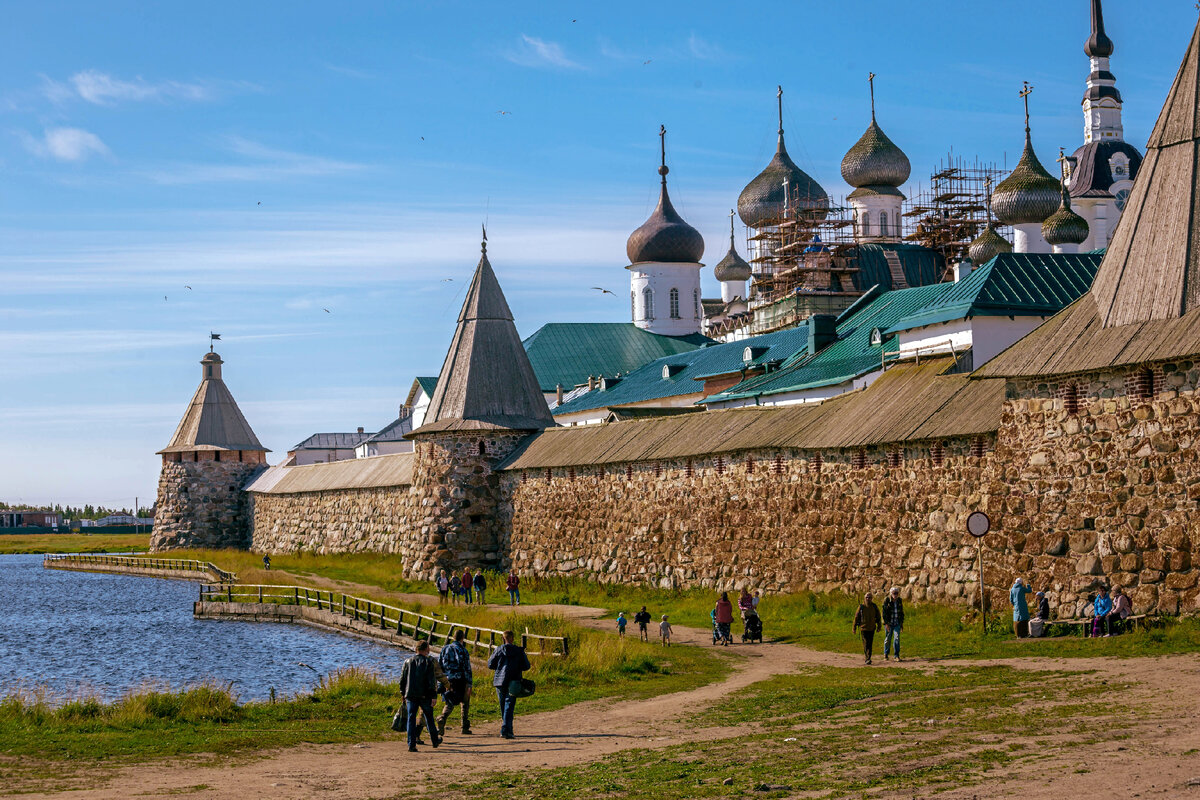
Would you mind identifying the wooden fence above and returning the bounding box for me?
[197,583,568,657]
[44,553,237,583]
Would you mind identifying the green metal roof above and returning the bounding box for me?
[522,323,710,393]
[705,282,956,403]
[884,252,1102,335]
[415,376,438,397]
[552,326,810,416]
[850,243,945,292]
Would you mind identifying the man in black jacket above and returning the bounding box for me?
[853,592,882,665]
[399,641,448,752]
[882,587,904,662]
[487,630,531,739]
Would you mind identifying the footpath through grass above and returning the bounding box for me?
[442,664,1137,800]
[0,533,149,554]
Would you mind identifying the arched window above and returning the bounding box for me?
[693,288,700,318]
[879,211,889,236]
[669,288,681,319]
[642,287,654,320]
[860,210,869,236]
[630,291,635,321]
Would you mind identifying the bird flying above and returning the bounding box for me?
[441,278,454,282]
[323,308,331,313]
[591,287,616,296]
[184,285,192,290]
[643,59,652,65]
[497,110,511,115]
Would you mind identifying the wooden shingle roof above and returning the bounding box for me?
[411,245,555,436]
[500,358,1002,469]
[158,352,267,454]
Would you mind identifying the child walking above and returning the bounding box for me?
[617,612,627,638]
[659,614,673,646]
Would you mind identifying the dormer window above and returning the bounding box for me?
[1109,152,1130,180]
[869,327,883,346]
[743,345,768,363]
[662,363,685,379]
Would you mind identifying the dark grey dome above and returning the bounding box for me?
[626,178,704,265]
[992,134,1061,225]
[738,133,828,228]
[1086,0,1114,58]
[968,224,1013,265]
[1068,140,1143,198]
[841,120,910,188]
[1042,186,1090,246]
[713,233,751,283]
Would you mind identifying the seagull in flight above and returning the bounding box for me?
[184,285,192,290]
[497,110,511,115]
[441,278,454,282]
[591,287,616,296]
[323,308,331,313]
[643,59,652,65]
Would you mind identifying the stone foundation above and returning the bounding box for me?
[151,457,264,551]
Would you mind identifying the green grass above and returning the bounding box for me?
[0,533,150,554]
[158,549,1200,661]
[441,665,1135,800]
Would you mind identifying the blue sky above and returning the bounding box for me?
[1,1,1195,507]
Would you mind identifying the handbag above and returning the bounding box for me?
[390,705,407,732]
[506,678,536,698]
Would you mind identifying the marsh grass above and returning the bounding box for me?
[0,533,150,554]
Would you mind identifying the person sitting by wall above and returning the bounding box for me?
[1091,586,1114,638]
[1110,586,1133,634]
[1010,578,1033,638]
[1030,591,1050,638]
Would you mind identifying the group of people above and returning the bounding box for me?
[396,628,532,751]
[852,588,904,664]
[711,589,760,645]
[1010,578,1134,638]
[617,606,672,644]
[435,569,523,606]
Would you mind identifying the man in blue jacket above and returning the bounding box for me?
[436,629,474,736]
[487,629,531,739]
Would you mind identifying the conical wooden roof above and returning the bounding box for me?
[1091,19,1200,327]
[158,352,267,453]
[411,245,555,435]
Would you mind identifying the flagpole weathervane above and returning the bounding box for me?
[868,72,876,122]
[209,332,221,353]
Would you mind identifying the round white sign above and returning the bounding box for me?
[966,511,990,538]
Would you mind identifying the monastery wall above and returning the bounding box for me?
[151,456,263,550]
[501,363,1200,617]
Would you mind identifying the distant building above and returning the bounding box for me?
[94,514,154,527]
[354,377,438,459]
[288,428,373,466]
[0,510,62,528]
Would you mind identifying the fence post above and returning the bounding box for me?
[258,585,263,603]
[562,636,569,657]
[341,595,346,616]
[227,584,232,603]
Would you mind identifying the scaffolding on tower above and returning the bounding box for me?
[902,154,1009,270]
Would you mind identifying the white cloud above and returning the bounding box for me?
[505,35,582,70]
[41,70,237,105]
[23,127,110,162]
[687,34,727,61]
[142,136,365,185]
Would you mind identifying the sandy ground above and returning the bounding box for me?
[19,582,1200,800]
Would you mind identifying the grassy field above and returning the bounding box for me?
[442,664,1134,800]
[0,533,150,554]
[148,549,1200,661]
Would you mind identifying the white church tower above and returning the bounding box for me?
[1065,0,1143,251]
[626,126,705,337]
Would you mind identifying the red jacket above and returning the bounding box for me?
[506,574,519,591]
[715,599,734,624]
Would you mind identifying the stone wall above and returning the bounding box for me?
[151,456,264,550]
[249,430,529,576]
[502,362,1200,617]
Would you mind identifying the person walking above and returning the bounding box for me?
[715,592,734,646]
[473,571,487,605]
[487,630,531,740]
[617,612,627,637]
[853,592,882,665]
[262,554,271,571]
[461,569,474,604]
[506,570,521,606]
[436,629,473,736]
[737,588,755,620]
[448,573,462,604]
[633,606,652,642]
[398,640,448,752]
[659,614,673,646]
[436,570,450,604]
[882,587,904,661]
[1010,577,1032,638]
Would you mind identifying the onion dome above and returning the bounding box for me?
[1042,184,1089,246]
[626,127,705,265]
[1085,0,1114,58]
[968,224,1014,265]
[841,122,910,189]
[713,211,751,283]
[992,133,1061,225]
[738,87,828,228]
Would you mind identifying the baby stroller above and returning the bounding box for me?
[742,609,763,643]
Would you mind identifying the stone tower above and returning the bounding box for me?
[150,349,269,551]
[406,234,555,576]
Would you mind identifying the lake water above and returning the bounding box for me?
[0,554,410,703]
